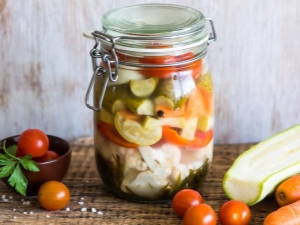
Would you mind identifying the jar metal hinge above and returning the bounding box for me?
[206,18,217,44]
[85,31,120,112]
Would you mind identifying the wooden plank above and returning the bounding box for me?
[0,0,299,144]
[0,139,279,224]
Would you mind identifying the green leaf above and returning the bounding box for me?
[0,142,40,196]
[5,145,18,157]
[8,164,27,196]
[20,158,39,172]
[0,154,8,160]
[20,154,33,160]
[0,159,12,166]
[0,162,16,178]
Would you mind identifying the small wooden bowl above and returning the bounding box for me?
[0,134,72,196]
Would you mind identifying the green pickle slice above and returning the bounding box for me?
[124,97,155,116]
[114,111,162,146]
[129,77,159,97]
[102,85,127,114]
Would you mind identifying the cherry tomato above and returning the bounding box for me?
[38,181,70,211]
[18,129,49,157]
[162,126,213,148]
[34,150,60,163]
[138,49,201,79]
[140,55,177,64]
[140,66,177,79]
[218,200,251,225]
[97,122,138,148]
[183,204,217,225]
[172,189,204,217]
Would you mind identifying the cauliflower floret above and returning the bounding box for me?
[124,149,147,171]
[171,164,190,184]
[170,140,214,185]
[121,170,169,198]
[138,144,181,178]
[152,143,181,167]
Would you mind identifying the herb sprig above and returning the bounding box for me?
[0,141,39,196]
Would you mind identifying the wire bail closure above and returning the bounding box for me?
[85,31,119,112]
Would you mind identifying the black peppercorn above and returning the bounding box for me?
[157,110,165,118]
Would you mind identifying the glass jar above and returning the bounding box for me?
[84,3,216,202]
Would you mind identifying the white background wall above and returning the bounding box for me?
[0,0,299,144]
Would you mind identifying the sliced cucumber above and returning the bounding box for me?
[114,111,162,146]
[107,67,145,86]
[223,124,300,206]
[102,85,127,113]
[104,99,126,114]
[99,108,114,124]
[154,95,175,109]
[154,77,187,109]
[129,77,159,97]
[124,98,155,116]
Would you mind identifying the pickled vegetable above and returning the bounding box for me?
[114,111,162,146]
[93,54,214,201]
[129,77,159,97]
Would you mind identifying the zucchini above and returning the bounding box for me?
[223,124,300,206]
[129,77,159,97]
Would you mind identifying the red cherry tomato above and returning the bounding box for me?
[38,181,70,211]
[218,200,251,225]
[18,129,49,157]
[34,151,60,163]
[15,147,23,158]
[172,189,204,217]
[183,204,217,225]
[140,55,177,65]
[138,48,202,79]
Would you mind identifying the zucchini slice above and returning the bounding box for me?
[223,124,300,206]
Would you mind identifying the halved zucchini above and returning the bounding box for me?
[223,124,300,206]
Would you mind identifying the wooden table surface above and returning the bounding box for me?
[0,138,279,225]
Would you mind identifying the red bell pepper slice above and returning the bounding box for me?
[162,126,213,148]
[97,121,138,148]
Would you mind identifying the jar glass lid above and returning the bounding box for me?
[102,4,206,37]
[84,4,214,53]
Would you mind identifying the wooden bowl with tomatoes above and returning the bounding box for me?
[0,129,72,196]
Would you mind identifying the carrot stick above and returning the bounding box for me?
[275,174,300,206]
[264,200,300,225]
